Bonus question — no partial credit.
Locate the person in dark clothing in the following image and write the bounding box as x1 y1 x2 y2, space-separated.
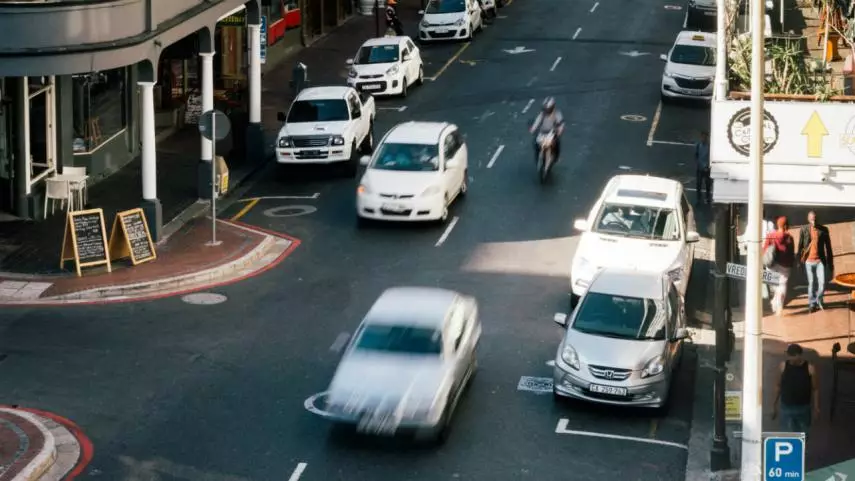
694 131 712 204
772 344 819 434
762 216 795 316
797 211 834 312
385 0 405 36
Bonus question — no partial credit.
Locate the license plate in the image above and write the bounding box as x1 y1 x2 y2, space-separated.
676 88 701 95
362 84 382 91
589 384 628 396
382 203 407 212
303 150 321 155
435 28 449 33
704 11 716 15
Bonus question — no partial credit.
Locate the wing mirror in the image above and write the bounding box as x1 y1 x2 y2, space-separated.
554 312 568 327
660 53 668 61
352 109 362 119
573 218 589 231
686 231 700 243
359 155 372 166
673 327 690 341
346 58 354 65
402 53 411 62
418 9 425 14
277 112 286 122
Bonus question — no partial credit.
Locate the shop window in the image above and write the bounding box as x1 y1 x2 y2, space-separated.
72 68 128 154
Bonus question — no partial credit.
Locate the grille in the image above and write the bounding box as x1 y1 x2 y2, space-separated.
292 136 330 148
359 74 383 79
379 193 415 199
294 151 329 159
430 30 458 38
380 209 413 216
674 77 710 90
358 81 387 90
588 365 632 381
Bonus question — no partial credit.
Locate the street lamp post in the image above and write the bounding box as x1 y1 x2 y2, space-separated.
711 206 731 472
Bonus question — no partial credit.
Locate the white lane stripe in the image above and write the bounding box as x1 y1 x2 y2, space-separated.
550 57 562 72
590 1 599 12
487 145 505 168
649 140 694 147
288 463 308 481
521 98 535 114
555 419 689 450
645 101 663 146
329 332 350 352
572 27 582 40
435 216 459 247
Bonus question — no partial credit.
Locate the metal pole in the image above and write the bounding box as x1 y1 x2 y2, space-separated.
779 0 784 32
711 205 732 472
715 0 728 100
740 0 765 476
821 1 830 68
211 113 218 245
375 0 380 37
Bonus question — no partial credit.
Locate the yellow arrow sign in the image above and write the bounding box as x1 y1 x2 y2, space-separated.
801 111 829 158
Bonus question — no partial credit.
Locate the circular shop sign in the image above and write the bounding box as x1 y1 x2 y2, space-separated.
726 107 779 157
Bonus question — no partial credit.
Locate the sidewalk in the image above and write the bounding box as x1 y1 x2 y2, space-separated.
0 406 88 481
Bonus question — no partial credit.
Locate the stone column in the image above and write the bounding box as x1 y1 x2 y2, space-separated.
246 22 264 163
139 80 162 241
197 51 216 199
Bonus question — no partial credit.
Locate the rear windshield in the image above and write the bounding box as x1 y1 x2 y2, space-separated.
287 99 349 123
355 324 443 355
572 293 666 341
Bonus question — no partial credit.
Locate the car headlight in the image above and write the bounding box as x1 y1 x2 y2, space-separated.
357 184 371 195
667 266 682 282
278 137 292 148
455 18 465 26
561 344 580 370
386 64 400 76
421 20 431 27
421 185 441 196
331 135 345 146
663 70 675 78
641 355 665 378
348 68 357 78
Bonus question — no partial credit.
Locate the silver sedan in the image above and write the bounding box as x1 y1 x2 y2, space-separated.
324 287 481 443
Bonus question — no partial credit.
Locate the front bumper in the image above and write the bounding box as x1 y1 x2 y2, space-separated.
552 365 669 408
357 193 444 221
276 145 352 164
661 77 713 100
347 76 405 96
419 25 470 41
324 410 443 440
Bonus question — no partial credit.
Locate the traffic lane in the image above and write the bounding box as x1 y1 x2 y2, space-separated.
648 99 711 146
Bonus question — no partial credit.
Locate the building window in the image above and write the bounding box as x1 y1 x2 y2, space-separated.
72 68 128 154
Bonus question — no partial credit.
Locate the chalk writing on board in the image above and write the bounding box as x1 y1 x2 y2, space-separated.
122 211 155 262
72 212 107 264
184 93 202 125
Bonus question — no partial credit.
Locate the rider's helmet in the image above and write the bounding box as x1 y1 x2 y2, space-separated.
387 0 397 5
542 97 556 114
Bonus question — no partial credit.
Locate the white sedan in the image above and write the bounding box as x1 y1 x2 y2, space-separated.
357 121 468 225
346 36 424 97
570 175 700 303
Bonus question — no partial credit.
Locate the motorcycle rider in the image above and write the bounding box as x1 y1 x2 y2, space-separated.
385 0 405 36
528 97 564 163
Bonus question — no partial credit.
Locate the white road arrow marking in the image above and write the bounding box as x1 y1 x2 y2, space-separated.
619 50 651 57
377 106 408 112
503 46 535 54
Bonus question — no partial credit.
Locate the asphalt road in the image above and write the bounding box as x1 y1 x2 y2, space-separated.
0 0 714 479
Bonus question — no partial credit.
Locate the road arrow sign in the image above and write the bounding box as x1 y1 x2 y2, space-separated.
801 111 828 158
619 50 651 57
503 46 535 54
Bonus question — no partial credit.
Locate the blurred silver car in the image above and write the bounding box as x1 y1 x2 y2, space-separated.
325 287 481 442
552 268 689 408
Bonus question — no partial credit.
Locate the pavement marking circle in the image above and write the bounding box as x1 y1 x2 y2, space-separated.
726 373 735 381
263 205 317 218
304 391 335 418
621 114 647 122
181 293 227 305
517 376 553 394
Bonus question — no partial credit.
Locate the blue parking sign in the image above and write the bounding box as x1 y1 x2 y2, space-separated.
764 436 805 481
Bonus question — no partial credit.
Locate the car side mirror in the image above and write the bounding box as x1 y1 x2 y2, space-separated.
402 54 411 62
418 9 425 14
346 58 354 65
660 53 668 61
553 312 568 327
673 327 689 341
686 231 700 243
573 218 589 231
352 109 362 119
277 112 286 122
360 155 372 166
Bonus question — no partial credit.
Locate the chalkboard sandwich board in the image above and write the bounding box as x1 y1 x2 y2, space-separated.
109 208 157 265
61 208 112 277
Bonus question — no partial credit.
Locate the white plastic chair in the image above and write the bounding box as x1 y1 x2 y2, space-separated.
44 178 70 216
62 166 88 208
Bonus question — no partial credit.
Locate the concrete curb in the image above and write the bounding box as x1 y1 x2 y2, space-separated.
31 414 81 481
0 408 57 481
685 344 715 481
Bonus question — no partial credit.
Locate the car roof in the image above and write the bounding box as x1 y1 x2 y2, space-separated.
602 175 681 207
588 269 666 300
295 86 351 101
362 36 407 47
384 121 453 145
675 30 716 47
363 287 458 328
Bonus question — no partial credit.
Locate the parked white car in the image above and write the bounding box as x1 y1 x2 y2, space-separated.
660 31 716 102
275 86 375 177
346 36 424 97
570 175 699 302
418 0 483 42
357 121 468 225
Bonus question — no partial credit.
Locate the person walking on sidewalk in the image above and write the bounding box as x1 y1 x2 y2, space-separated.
772 343 819 435
385 0 406 36
763 216 795 316
797 210 834 313
694 131 712 204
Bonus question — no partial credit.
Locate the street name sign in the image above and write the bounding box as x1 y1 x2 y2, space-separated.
764 435 805 481
726 262 781 285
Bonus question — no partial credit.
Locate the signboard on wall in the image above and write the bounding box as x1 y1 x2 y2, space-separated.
711 100 855 166
260 15 268 64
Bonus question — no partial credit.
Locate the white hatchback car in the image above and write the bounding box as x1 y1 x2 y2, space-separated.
660 31 716 101
418 0 483 42
357 121 468 225
570 175 700 301
346 36 424 97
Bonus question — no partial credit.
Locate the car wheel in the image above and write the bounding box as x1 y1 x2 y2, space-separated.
361 122 375 154
660 93 671 105
459 170 468 197
401 77 409 98
553 388 563 402
416 65 424 86
433 400 453 445
439 198 449 223
466 24 474 41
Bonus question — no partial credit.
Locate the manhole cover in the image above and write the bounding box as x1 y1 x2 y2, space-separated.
182 293 227 305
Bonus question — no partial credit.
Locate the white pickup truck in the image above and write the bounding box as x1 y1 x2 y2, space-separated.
275 86 376 177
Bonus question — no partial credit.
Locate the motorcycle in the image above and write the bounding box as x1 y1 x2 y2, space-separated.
535 130 556 183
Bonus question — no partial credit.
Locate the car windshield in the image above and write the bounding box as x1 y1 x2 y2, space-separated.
593 202 680 240
669 44 716 66
425 0 466 13
572 293 666 341
356 45 400 64
372 143 440 171
355 324 443 355
286 99 349 123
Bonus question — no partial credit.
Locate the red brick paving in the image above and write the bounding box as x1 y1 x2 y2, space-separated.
0 410 46 481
